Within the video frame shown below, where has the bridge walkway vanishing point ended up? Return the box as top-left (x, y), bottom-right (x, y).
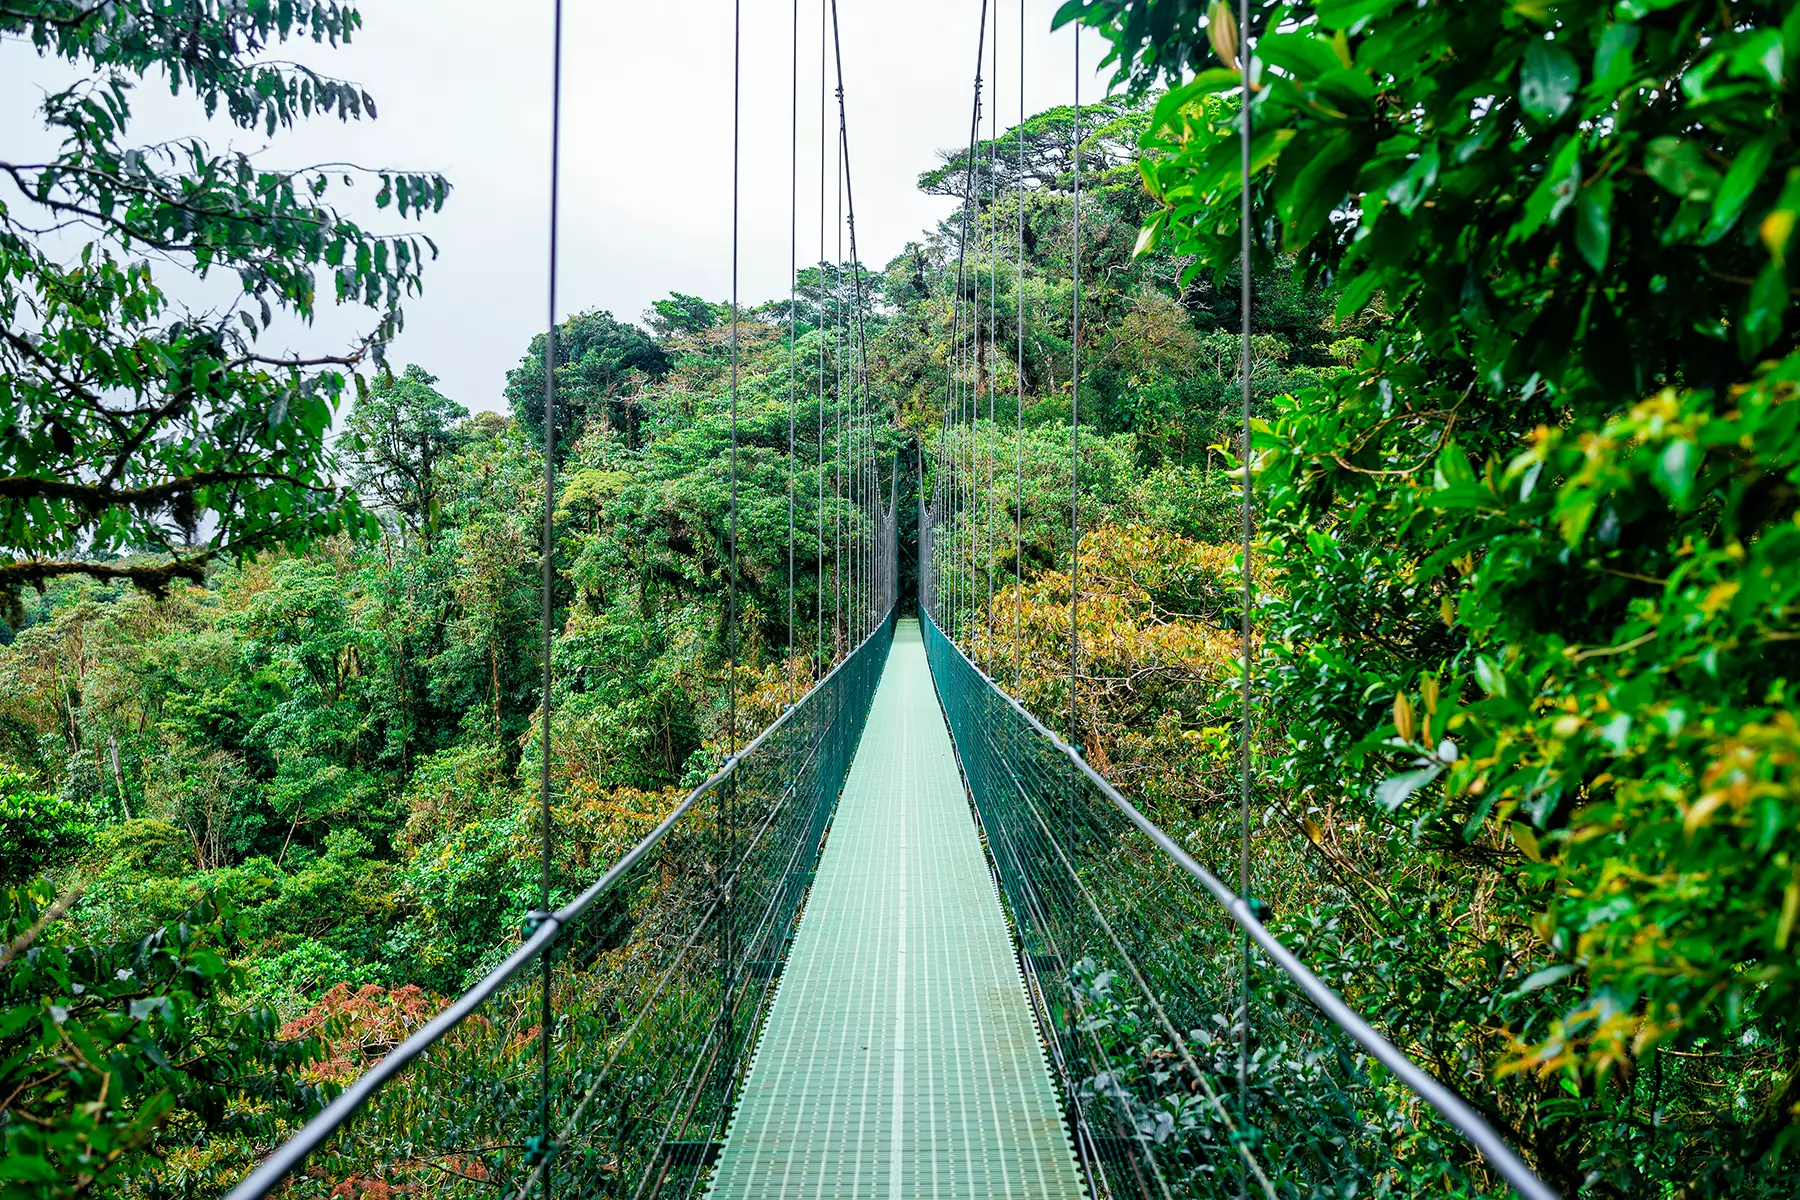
top-left (709, 618), bottom-right (1084, 1198)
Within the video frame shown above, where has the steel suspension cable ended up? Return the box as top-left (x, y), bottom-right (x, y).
top-left (949, 0), bottom-right (989, 646)
top-left (534, 0), bottom-right (564, 1186)
top-left (787, 0), bottom-right (798, 708)
top-left (1069, 23), bottom-right (1082, 753)
top-left (1014, 0), bottom-right (1024, 698)
top-left (728, 0), bottom-right (741, 761)
top-left (1235, 3), bottom-right (1257, 1191)
top-left (827, 0), bottom-right (877, 649)
top-left (833, 116), bottom-right (844, 661)
top-left (722, 0), bottom-right (743, 1116)
top-left (816, 0), bottom-right (826, 675)
top-left (986, 0), bottom-right (998, 663)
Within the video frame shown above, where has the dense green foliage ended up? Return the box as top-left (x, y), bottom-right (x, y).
top-left (1054, 0), bottom-right (1800, 1191)
top-left (0, 1), bottom-right (445, 612)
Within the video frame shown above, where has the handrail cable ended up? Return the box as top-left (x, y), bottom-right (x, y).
top-left (919, 611), bottom-right (1560, 1200)
top-left (536, 661), bottom-right (845, 1193)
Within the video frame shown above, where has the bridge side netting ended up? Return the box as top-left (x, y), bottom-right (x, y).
top-left (921, 607), bottom-right (1512, 1200)
top-left (235, 609), bottom-right (895, 1200)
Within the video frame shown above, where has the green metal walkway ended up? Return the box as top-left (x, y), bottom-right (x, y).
top-left (710, 618), bottom-right (1083, 1198)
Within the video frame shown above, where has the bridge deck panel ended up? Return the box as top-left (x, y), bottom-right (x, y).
top-left (709, 618), bottom-right (1082, 1199)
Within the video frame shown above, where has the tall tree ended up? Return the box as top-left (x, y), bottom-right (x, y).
top-left (340, 366), bottom-right (468, 550)
top-left (0, 1), bottom-right (447, 618)
top-left (505, 309), bottom-right (668, 454)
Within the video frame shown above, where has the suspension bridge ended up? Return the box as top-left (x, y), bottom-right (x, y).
top-left (220, 1), bottom-right (1559, 1198)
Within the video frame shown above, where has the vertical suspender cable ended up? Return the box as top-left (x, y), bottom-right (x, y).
top-left (1068, 22), bottom-right (1081, 753)
top-left (951, 0), bottom-right (990, 646)
top-left (721, 0), bottom-right (744, 1097)
top-left (986, 0), bottom-right (998, 658)
top-left (728, 0), bottom-right (741, 764)
top-left (535, 1), bottom-right (564, 1189)
top-left (787, 0), bottom-right (798, 707)
top-left (1014, 0), bottom-right (1024, 697)
top-left (1235, 2), bottom-right (1257, 1193)
top-left (828, 0), bottom-right (873, 641)
top-left (834, 115), bottom-right (844, 660)
top-left (816, 0), bottom-right (826, 674)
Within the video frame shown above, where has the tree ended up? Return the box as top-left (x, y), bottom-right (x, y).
top-left (0, 769), bottom-right (91, 886)
top-left (645, 292), bottom-right (728, 339)
top-left (1, 885), bottom-right (324, 1199)
top-left (916, 98), bottom-right (1145, 200)
top-left (0, 1), bottom-right (448, 618)
top-left (505, 309), bottom-right (668, 454)
top-left (340, 365), bottom-right (469, 550)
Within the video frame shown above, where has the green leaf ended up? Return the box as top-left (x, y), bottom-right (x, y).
top-left (1575, 178), bottom-right (1613, 271)
top-left (1738, 261), bottom-right (1789, 359)
top-left (0, 1156), bottom-right (59, 1183)
top-left (1644, 137), bottom-right (1720, 202)
top-left (1133, 218), bottom-right (1160, 258)
top-left (1314, 0), bottom-right (1398, 33)
top-left (1256, 32), bottom-right (1347, 79)
top-left (1513, 136), bottom-right (1582, 240)
top-left (1386, 146), bottom-right (1440, 216)
top-left (1510, 963), bottom-right (1575, 998)
top-left (1375, 765), bottom-right (1443, 812)
top-left (1519, 40), bottom-right (1579, 123)
top-left (1558, 494), bottom-right (1598, 546)
top-left (1334, 270), bottom-right (1381, 320)
top-left (1148, 69), bottom-right (1242, 132)
top-left (1433, 440), bottom-right (1477, 488)
top-left (1651, 439), bottom-right (1698, 507)
top-left (1704, 134), bottom-right (1776, 244)
top-left (1591, 22), bottom-right (1640, 92)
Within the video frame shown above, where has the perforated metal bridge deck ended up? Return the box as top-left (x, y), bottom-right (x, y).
top-left (710, 618), bottom-right (1083, 1198)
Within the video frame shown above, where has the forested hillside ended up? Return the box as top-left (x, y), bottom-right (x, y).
top-left (4, 0), bottom-right (1797, 1196)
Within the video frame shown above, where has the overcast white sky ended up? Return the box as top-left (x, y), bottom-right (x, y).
top-left (2, 1), bottom-right (1109, 413)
